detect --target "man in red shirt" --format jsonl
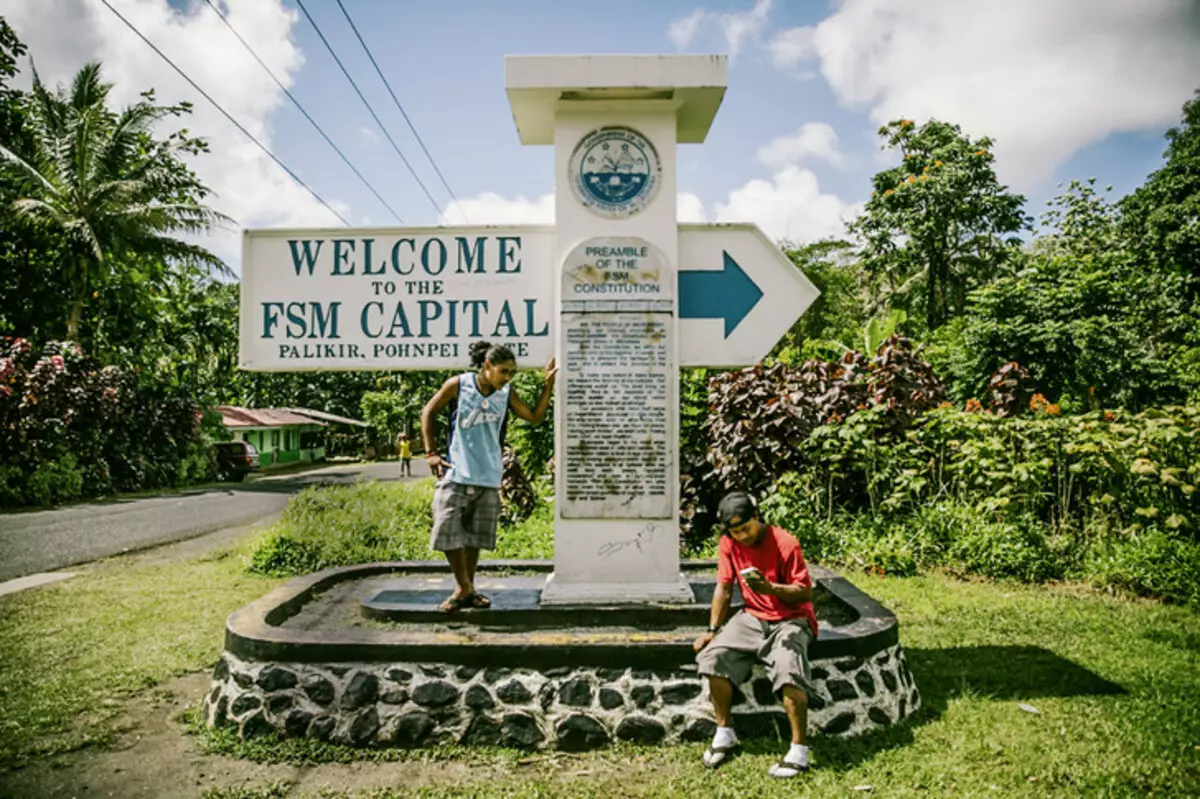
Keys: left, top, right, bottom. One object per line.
{"left": 693, "top": 491, "right": 819, "bottom": 779}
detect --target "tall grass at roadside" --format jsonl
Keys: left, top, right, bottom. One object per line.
{"left": 247, "top": 480, "right": 554, "bottom": 576}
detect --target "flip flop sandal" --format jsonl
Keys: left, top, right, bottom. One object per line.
{"left": 768, "top": 759, "right": 809, "bottom": 779}
{"left": 438, "top": 595, "right": 470, "bottom": 612}
{"left": 702, "top": 744, "right": 739, "bottom": 769}
{"left": 467, "top": 592, "right": 492, "bottom": 609}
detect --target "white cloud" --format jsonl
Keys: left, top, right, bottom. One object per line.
{"left": 666, "top": 0, "right": 772, "bottom": 61}
{"left": 441, "top": 182, "right": 855, "bottom": 247}
{"left": 771, "top": 0, "right": 1200, "bottom": 188}
{"left": 359, "top": 126, "right": 379, "bottom": 144}
{"left": 714, "top": 166, "right": 861, "bottom": 244}
{"left": 677, "top": 192, "right": 708, "bottom": 223}
{"left": 442, "top": 192, "right": 712, "bottom": 226}
{"left": 441, "top": 192, "right": 555, "bottom": 226}
{"left": 757, "top": 122, "right": 847, "bottom": 169}
{"left": 667, "top": 10, "right": 706, "bottom": 51}
{"left": 767, "top": 25, "right": 815, "bottom": 69}
{"left": 0, "top": 0, "right": 346, "bottom": 273}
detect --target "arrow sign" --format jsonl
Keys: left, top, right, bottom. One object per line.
{"left": 678, "top": 251, "right": 763, "bottom": 338}
{"left": 678, "top": 223, "right": 821, "bottom": 368}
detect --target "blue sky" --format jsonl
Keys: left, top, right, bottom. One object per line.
{"left": 3, "top": 0, "right": 1199, "bottom": 269}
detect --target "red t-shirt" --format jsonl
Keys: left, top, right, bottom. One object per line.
{"left": 717, "top": 525, "right": 819, "bottom": 637}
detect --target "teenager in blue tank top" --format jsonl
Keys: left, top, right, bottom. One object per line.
{"left": 420, "top": 342, "right": 556, "bottom": 612}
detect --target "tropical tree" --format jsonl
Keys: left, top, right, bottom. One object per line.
{"left": 1121, "top": 88, "right": 1200, "bottom": 295}
{"left": 770, "top": 238, "right": 866, "bottom": 362}
{"left": 934, "top": 181, "right": 1182, "bottom": 409}
{"left": 851, "top": 119, "right": 1030, "bottom": 332}
{"left": 0, "top": 19, "right": 66, "bottom": 343}
{"left": 1120, "top": 88, "right": 1200, "bottom": 401}
{"left": 0, "top": 61, "right": 228, "bottom": 343}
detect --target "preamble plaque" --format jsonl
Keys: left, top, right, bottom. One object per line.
{"left": 560, "top": 238, "right": 674, "bottom": 518}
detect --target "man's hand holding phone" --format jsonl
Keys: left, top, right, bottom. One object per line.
{"left": 740, "top": 566, "right": 772, "bottom": 595}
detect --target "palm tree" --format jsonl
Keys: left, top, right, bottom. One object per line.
{"left": 0, "top": 61, "right": 229, "bottom": 341}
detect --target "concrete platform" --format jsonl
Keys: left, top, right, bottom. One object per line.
{"left": 204, "top": 560, "right": 919, "bottom": 748}
{"left": 224, "top": 561, "right": 897, "bottom": 668}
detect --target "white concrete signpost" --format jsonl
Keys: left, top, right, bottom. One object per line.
{"left": 239, "top": 54, "right": 819, "bottom": 605}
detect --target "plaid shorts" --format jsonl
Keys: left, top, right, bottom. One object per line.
{"left": 429, "top": 480, "right": 501, "bottom": 552}
{"left": 696, "top": 610, "right": 817, "bottom": 698}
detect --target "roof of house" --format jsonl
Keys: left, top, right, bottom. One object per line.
{"left": 285, "top": 407, "right": 371, "bottom": 427}
{"left": 216, "top": 405, "right": 327, "bottom": 429}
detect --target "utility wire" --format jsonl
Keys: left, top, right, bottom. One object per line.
{"left": 200, "top": 0, "right": 404, "bottom": 224}
{"left": 94, "top": 0, "right": 350, "bottom": 226}
{"left": 333, "top": 0, "right": 469, "bottom": 223}
{"left": 294, "top": 0, "right": 447, "bottom": 223}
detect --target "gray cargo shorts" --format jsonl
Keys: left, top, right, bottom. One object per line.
{"left": 429, "top": 480, "right": 501, "bottom": 552}
{"left": 696, "top": 609, "right": 817, "bottom": 698}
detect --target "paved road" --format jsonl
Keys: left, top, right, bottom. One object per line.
{"left": 0, "top": 459, "right": 430, "bottom": 582}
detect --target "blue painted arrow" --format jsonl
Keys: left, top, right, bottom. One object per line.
{"left": 678, "top": 251, "right": 763, "bottom": 338}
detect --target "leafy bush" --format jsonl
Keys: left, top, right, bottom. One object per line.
{"left": 0, "top": 336, "right": 216, "bottom": 507}
{"left": 505, "top": 369, "right": 556, "bottom": 479}
{"left": 933, "top": 181, "right": 1192, "bottom": 410}
{"left": 944, "top": 515, "right": 1063, "bottom": 583}
{"left": 760, "top": 483, "right": 922, "bottom": 576}
{"left": 25, "top": 454, "right": 84, "bottom": 507}
{"left": 1086, "top": 531, "right": 1200, "bottom": 607}
{"left": 683, "top": 335, "right": 943, "bottom": 550}
{"left": 499, "top": 447, "right": 539, "bottom": 527}
{"left": 247, "top": 480, "right": 554, "bottom": 576}
{"left": 786, "top": 404, "right": 1200, "bottom": 537}
{"left": 753, "top": 422, "right": 1195, "bottom": 604}
{"left": 985, "top": 361, "right": 1035, "bottom": 417}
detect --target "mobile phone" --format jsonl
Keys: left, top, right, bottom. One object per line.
{"left": 739, "top": 567, "right": 761, "bottom": 578}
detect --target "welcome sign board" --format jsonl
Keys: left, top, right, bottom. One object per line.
{"left": 239, "top": 226, "right": 555, "bottom": 371}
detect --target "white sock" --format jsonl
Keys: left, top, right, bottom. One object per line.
{"left": 786, "top": 743, "right": 809, "bottom": 766}
{"left": 712, "top": 726, "right": 738, "bottom": 748}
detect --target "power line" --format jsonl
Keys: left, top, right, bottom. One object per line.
{"left": 199, "top": 0, "right": 405, "bottom": 225}
{"left": 333, "top": 0, "right": 469, "bottom": 224}
{"left": 94, "top": 0, "right": 350, "bottom": 226}
{"left": 294, "top": 0, "right": 447, "bottom": 223}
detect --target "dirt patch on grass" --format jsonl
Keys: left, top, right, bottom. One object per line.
{"left": 0, "top": 672, "right": 492, "bottom": 798}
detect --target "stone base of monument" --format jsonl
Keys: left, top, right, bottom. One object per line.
{"left": 201, "top": 562, "right": 920, "bottom": 749}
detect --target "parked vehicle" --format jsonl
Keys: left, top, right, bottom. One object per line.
{"left": 214, "top": 441, "right": 260, "bottom": 482}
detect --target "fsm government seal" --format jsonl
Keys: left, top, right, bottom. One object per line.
{"left": 569, "top": 126, "right": 661, "bottom": 218}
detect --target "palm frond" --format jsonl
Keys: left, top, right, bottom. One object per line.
{"left": 11, "top": 196, "right": 67, "bottom": 227}
{"left": 0, "top": 143, "right": 60, "bottom": 196}
{"left": 68, "top": 62, "right": 111, "bottom": 112}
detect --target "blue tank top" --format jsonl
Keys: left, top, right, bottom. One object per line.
{"left": 446, "top": 372, "right": 509, "bottom": 488}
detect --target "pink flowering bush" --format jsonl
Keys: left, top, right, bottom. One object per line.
{"left": 0, "top": 337, "right": 219, "bottom": 507}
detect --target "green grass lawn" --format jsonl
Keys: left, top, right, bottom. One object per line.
{"left": 1, "top": 500, "right": 1198, "bottom": 796}
{"left": 0, "top": 541, "right": 285, "bottom": 763}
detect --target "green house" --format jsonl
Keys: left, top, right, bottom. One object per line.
{"left": 216, "top": 406, "right": 327, "bottom": 467}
